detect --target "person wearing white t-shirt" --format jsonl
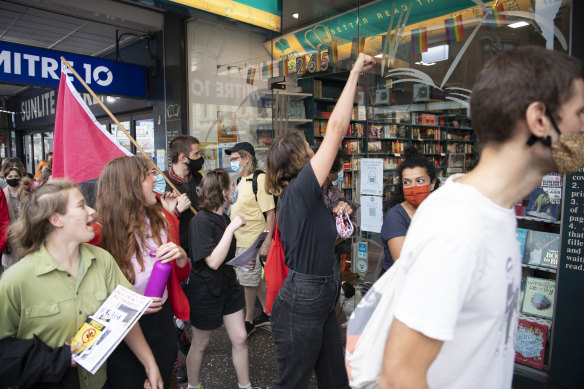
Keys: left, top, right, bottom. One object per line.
{"left": 379, "top": 46, "right": 584, "bottom": 389}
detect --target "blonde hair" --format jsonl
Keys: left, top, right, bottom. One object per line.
{"left": 12, "top": 180, "right": 76, "bottom": 257}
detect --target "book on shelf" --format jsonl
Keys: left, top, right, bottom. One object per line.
{"left": 525, "top": 173, "right": 562, "bottom": 222}
{"left": 349, "top": 122, "right": 365, "bottom": 137}
{"left": 313, "top": 79, "right": 322, "bottom": 98}
{"left": 369, "top": 124, "right": 382, "bottom": 138}
{"left": 515, "top": 318, "right": 548, "bottom": 370}
{"left": 343, "top": 139, "right": 361, "bottom": 154}
{"left": 524, "top": 230, "right": 559, "bottom": 268}
{"left": 351, "top": 106, "right": 366, "bottom": 121}
{"left": 521, "top": 276, "right": 555, "bottom": 320}
{"left": 368, "top": 141, "right": 382, "bottom": 152}
{"left": 71, "top": 285, "right": 151, "bottom": 374}
{"left": 517, "top": 228, "right": 529, "bottom": 262}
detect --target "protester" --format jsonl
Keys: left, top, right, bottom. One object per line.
{"left": 0, "top": 179, "right": 163, "bottom": 389}
{"left": 185, "top": 169, "right": 252, "bottom": 389}
{"left": 226, "top": 142, "right": 275, "bottom": 335}
{"left": 96, "top": 156, "right": 190, "bottom": 388}
{"left": 0, "top": 188, "right": 9, "bottom": 274}
{"left": 265, "top": 53, "right": 375, "bottom": 388}
{"left": 2, "top": 158, "right": 25, "bottom": 268}
{"left": 34, "top": 152, "right": 53, "bottom": 179}
{"left": 379, "top": 46, "right": 584, "bottom": 388}
{"left": 163, "top": 135, "right": 204, "bottom": 253}
{"left": 379, "top": 145, "right": 439, "bottom": 277}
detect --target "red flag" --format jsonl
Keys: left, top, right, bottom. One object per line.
{"left": 53, "top": 71, "right": 131, "bottom": 183}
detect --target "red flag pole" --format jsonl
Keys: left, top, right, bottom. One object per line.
{"left": 59, "top": 56, "right": 197, "bottom": 215}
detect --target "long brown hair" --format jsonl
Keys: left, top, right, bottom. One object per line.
{"left": 12, "top": 180, "right": 76, "bottom": 258}
{"left": 96, "top": 156, "right": 169, "bottom": 283}
{"left": 265, "top": 132, "right": 310, "bottom": 196}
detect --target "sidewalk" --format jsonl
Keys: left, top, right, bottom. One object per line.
{"left": 177, "top": 325, "right": 319, "bottom": 389}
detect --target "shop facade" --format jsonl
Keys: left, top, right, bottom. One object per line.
{"left": 174, "top": 0, "right": 578, "bottom": 387}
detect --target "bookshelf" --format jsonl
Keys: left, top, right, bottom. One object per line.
{"left": 514, "top": 175, "right": 562, "bottom": 382}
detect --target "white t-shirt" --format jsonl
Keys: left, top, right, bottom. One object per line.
{"left": 393, "top": 175, "right": 521, "bottom": 389}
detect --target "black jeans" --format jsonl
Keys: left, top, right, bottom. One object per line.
{"left": 271, "top": 270, "right": 349, "bottom": 389}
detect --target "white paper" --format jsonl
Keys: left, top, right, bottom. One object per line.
{"left": 226, "top": 231, "right": 269, "bottom": 271}
{"left": 359, "top": 158, "right": 383, "bottom": 196}
{"left": 360, "top": 196, "right": 383, "bottom": 233}
{"left": 72, "top": 285, "right": 151, "bottom": 374}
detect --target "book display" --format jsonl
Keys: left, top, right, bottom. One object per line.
{"left": 303, "top": 76, "right": 478, "bottom": 212}
{"left": 515, "top": 172, "right": 562, "bottom": 382}
{"left": 515, "top": 318, "right": 548, "bottom": 370}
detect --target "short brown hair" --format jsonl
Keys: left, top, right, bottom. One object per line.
{"left": 471, "top": 46, "right": 584, "bottom": 149}
{"left": 265, "top": 132, "right": 310, "bottom": 197}
{"left": 169, "top": 135, "right": 200, "bottom": 164}
{"left": 198, "top": 169, "right": 231, "bottom": 212}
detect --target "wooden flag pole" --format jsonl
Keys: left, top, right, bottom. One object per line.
{"left": 60, "top": 56, "right": 197, "bottom": 215}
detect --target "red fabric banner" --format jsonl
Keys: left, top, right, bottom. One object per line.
{"left": 53, "top": 71, "right": 131, "bottom": 183}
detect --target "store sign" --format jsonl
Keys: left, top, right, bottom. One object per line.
{"left": 167, "top": 0, "right": 281, "bottom": 32}
{"left": 265, "top": 0, "right": 532, "bottom": 61}
{"left": 11, "top": 87, "right": 151, "bottom": 129}
{"left": 0, "top": 42, "right": 147, "bottom": 98}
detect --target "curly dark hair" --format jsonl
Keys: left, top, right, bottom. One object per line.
{"left": 386, "top": 145, "right": 440, "bottom": 209}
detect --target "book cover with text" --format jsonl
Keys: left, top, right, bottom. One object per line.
{"left": 524, "top": 230, "right": 559, "bottom": 268}
{"left": 521, "top": 277, "right": 555, "bottom": 320}
{"left": 515, "top": 318, "right": 548, "bottom": 370}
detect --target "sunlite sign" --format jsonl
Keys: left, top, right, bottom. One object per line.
{"left": 0, "top": 42, "right": 147, "bottom": 98}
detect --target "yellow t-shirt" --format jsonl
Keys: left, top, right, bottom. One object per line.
{"left": 231, "top": 172, "right": 275, "bottom": 248}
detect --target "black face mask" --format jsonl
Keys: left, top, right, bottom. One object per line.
{"left": 6, "top": 178, "right": 20, "bottom": 188}
{"left": 186, "top": 156, "right": 204, "bottom": 173}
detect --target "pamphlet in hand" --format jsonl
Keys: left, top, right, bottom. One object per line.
{"left": 71, "top": 285, "right": 152, "bottom": 374}
{"left": 227, "top": 231, "right": 269, "bottom": 272}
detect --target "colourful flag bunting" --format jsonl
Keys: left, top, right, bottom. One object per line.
{"left": 267, "top": 61, "right": 273, "bottom": 79}
{"left": 484, "top": 3, "right": 506, "bottom": 30}
{"left": 262, "top": 62, "right": 268, "bottom": 80}
{"left": 328, "top": 42, "right": 338, "bottom": 64}
{"left": 411, "top": 27, "right": 428, "bottom": 54}
{"left": 246, "top": 67, "right": 256, "bottom": 85}
{"left": 316, "top": 51, "right": 323, "bottom": 72}
{"left": 53, "top": 71, "right": 131, "bottom": 183}
{"left": 279, "top": 60, "right": 288, "bottom": 77}
{"left": 351, "top": 37, "right": 366, "bottom": 60}
{"left": 445, "top": 14, "right": 466, "bottom": 44}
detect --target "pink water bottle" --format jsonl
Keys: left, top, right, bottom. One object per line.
{"left": 144, "top": 250, "right": 171, "bottom": 298}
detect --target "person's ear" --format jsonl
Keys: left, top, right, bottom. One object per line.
{"left": 430, "top": 178, "right": 437, "bottom": 191}
{"left": 49, "top": 213, "right": 64, "bottom": 228}
{"left": 525, "top": 102, "right": 551, "bottom": 140}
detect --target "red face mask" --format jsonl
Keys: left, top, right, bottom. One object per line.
{"left": 403, "top": 184, "right": 431, "bottom": 208}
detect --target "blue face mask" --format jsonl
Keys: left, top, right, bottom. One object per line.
{"left": 332, "top": 171, "right": 344, "bottom": 187}
{"left": 153, "top": 174, "right": 166, "bottom": 194}
{"left": 230, "top": 160, "right": 242, "bottom": 173}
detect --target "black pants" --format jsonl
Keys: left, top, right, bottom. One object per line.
{"left": 105, "top": 300, "right": 177, "bottom": 389}
{"left": 271, "top": 270, "right": 349, "bottom": 389}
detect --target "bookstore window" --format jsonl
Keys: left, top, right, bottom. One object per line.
{"left": 260, "top": 0, "right": 572, "bottom": 383}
